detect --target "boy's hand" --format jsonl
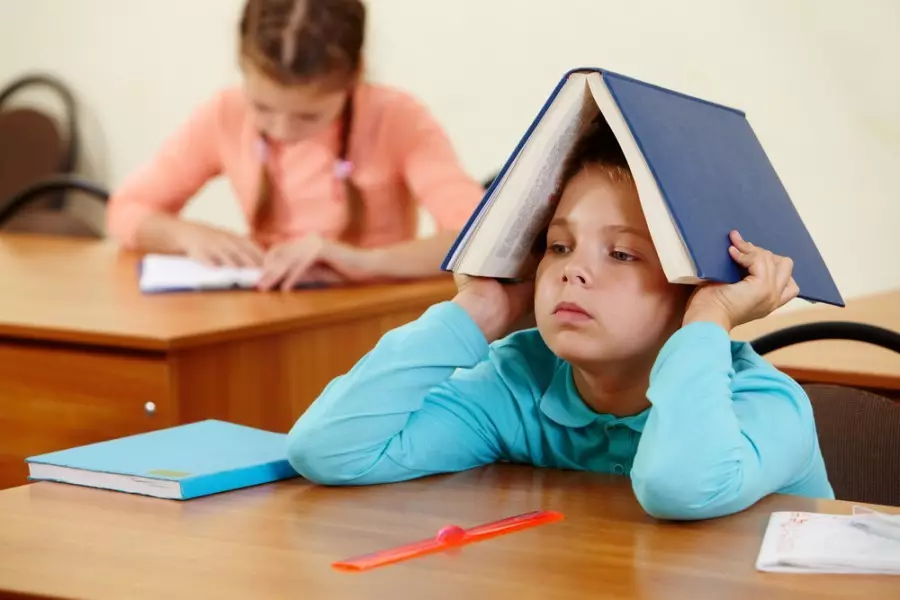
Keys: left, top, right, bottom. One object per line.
{"left": 452, "top": 274, "right": 535, "bottom": 343}
{"left": 684, "top": 230, "right": 799, "bottom": 332}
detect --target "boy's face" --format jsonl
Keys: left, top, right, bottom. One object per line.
{"left": 534, "top": 166, "right": 689, "bottom": 370}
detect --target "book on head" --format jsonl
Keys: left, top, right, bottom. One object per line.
{"left": 25, "top": 420, "right": 298, "bottom": 499}
{"left": 442, "top": 68, "right": 844, "bottom": 307}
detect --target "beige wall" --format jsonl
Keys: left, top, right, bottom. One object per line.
{"left": 2, "top": 0, "right": 898, "bottom": 302}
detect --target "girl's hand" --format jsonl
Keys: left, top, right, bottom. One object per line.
{"left": 452, "top": 274, "right": 535, "bottom": 343}
{"left": 173, "top": 221, "right": 264, "bottom": 268}
{"left": 683, "top": 230, "right": 799, "bottom": 332}
{"left": 256, "top": 234, "right": 374, "bottom": 291}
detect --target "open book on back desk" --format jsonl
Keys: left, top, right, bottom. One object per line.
{"left": 442, "top": 67, "right": 844, "bottom": 307}
{"left": 138, "top": 254, "right": 328, "bottom": 293}
{"left": 756, "top": 509, "right": 900, "bottom": 574}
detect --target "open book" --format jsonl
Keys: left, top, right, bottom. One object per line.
{"left": 139, "top": 254, "right": 261, "bottom": 293}
{"left": 442, "top": 68, "right": 844, "bottom": 307}
{"left": 138, "top": 254, "right": 329, "bottom": 293}
{"left": 756, "top": 510, "right": 900, "bottom": 574}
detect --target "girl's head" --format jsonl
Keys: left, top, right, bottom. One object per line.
{"left": 239, "top": 0, "right": 364, "bottom": 143}
{"left": 239, "top": 0, "right": 366, "bottom": 241}
{"left": 534, "top": 115, "right": 692, "bottom": 372}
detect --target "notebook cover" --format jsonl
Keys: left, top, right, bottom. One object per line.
{"left": 26, "top": 420, "right": 298, "bottom": 499}
{"left": 601, "top": 71, "right": 843, "bottom": 306}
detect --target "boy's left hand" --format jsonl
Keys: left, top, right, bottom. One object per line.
{"left": 256, "top": 234, "right": 375, "bottom": 291}
{"left": 683, "top": 230, "right": 799, "bottom": 332}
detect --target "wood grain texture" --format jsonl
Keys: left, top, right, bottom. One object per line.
{"left": 170, "top": 307, "right": 430, "bottom": 432}
{"left": 0, "top": 465, "right": 898, "bottom": 600}
{"left": 733, "top": 288, "right": 900, "bottom": 391}
{"left": 0, "top": 233, "right": 457, "bottom": 351}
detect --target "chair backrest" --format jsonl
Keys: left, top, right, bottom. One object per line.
{"left": 0, "top": 108, "right": 62, "bottom": 210}
{"left": 803, "top": 383, "right": 900, "bottom": 507}
{"left": 751, "top": 321, "right": 900, "bottom": 356}
{"left": 0, "top": 74, "right": 105, "bottom": 237}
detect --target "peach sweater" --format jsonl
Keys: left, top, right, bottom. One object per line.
{"left": 107, "top": 83, "right": 484, "bottom": 249}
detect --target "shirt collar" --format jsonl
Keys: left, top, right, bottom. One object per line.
{"left": 539, "top": 361, "right": 649, "bottom": 432}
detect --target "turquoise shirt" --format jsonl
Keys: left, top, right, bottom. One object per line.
{"left": 287, "top": 301, "right": 833, "bottom": 520}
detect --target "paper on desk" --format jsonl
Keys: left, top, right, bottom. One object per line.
{"left": 139, "top": 254, "right": 261, "bottom": 293}
{"left": 756, "top": 510, "right": 900, "bottom": 574}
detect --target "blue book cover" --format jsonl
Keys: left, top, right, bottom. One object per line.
{"left": 443, "top": 67, "right": 843, "bottom": 307}
{"left": 600, "top": 70, "right": 843, "bottom": 306}
{"left": 25, "top": 420, "right": 298, "bottom": 499}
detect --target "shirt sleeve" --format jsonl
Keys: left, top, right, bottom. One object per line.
{"left": 286, "top": 301, "right": 521, "bottom": 485}
{"left": 385, "top": 94, "right": 485, "bottom": 232}
{"left": 630, "top": 321, "right": 830, "bottom": 520}
{"left": 105, "top": 91, "right": 226, "bottom": 248}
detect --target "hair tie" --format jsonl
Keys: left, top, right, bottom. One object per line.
{"left": 335, "top": 159, "right": 354, "bottom": 180}
{"left": 255, "top": 136, "right": 270, "bottom": 163}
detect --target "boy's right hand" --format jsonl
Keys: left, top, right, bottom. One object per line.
{"left": 173, "top": 221, "right": 264, "bottom": 268}
{"left": 452, "top": 275, "right": 535, "bottom": 343}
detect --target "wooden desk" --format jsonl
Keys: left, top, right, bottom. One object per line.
{"left": 0, "top": 234, "right": 455, "bottom": 490}
{"left": 0, "top": 466, "right": 897, "bottom": 599}
{"left": 733, "top": 288, "right": 900, "bottom": 396}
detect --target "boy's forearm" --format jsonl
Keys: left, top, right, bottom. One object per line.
{"left": 630, "top": 322, "right": 760, "bottom": 520}
{"left": 286, "top": 301, "right": 490, "bottom": 483}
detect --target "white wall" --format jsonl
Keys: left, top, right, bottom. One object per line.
{"left": 2, "top": 0, "right": 899, "bottom": 302}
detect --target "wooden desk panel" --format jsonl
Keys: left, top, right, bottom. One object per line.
{"left": 0, "top": 342, "right": 176, "bottom": 490}
{"left": 0, "top": 234, "right": 456, "bottom": 350}
{"left": 0, "top": 466, "right": 897, "bottom": 599}
{"left": 733, "top": 289, "right": 900, "bottom": 394}
{"left": 0, "top": 235, "right": 456, "bottom": 490}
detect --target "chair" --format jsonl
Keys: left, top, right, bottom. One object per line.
{"left": 801, "top": 384, "right": 900, "bottom": 507}
{"left": 750, "top": 321, "right": 900, "bottom": 356}
{"left": 0, "top": 74, "right": 109, "bottom": 237}
{"left": 750, "top": 321, "right": 900, "bottom": 506}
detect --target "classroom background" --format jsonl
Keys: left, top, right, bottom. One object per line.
{"left": 1, "top": 0, "right": 898, "bottom": 303}
{"left": 3, "top": 1, "right": 900, "bottom": 596}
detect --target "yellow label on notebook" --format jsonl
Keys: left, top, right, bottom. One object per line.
{"left": 147, "top": 469, "right": 191, "bottom": 478}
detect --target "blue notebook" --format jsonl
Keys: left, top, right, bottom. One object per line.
{"left": 25, "top": 420, "right": 298, "bottom": 499}
{"left": 442, "top": 68, "right": 843, "bottom": 307}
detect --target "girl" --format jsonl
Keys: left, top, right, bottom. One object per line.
{"left": 285, "top": 115, "right": 834, "bottom": 521}
{"left": 106, "top": 0, "right": 485, "bottom": 291}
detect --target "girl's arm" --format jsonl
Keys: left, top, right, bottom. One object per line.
{"left": 286, "top": 301, "right": 522, "bottom": 485}
{"left": 359, "top": 95, "right": 485, "bottom": 279}
{"left": 106, "top": 92, "right": 226, "bottom": 252}
{"left": 630, "top": 321, "right": 832, "bottom": 520}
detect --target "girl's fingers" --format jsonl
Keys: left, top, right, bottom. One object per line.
{"left": 232, "top": 238, "right": 263, "bottom": 267}
{"left": 218, "top": 242, "right": 247, "bottom": 268}
{"left": 257, "top": 259, "right": 291, "bottom": 291}
{"left": 281, "top": 257, "right": 317, "bottom": 291}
